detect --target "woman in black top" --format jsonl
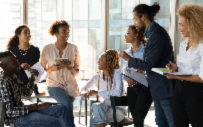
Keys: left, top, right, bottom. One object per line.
{"left": 6, "top": 25, "right": 45, "bottom": 95}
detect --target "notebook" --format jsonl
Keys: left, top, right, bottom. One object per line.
{"left": 151, "top": 68, "right": 192, "bottom": 76}
{"left": 121, "top": 65, "right": 148, "bottom": 87}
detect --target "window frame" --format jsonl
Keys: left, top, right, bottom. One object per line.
{"left": 22, "top": 0, "right": 180, "bottom": 61}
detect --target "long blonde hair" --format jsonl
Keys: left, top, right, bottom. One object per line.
{"left": 177, "top": 3, "right": 203, "bottom": 47}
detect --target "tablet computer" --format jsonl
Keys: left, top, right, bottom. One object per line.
{"left": 54, "top": 58, "right": 69, "bottom": 66}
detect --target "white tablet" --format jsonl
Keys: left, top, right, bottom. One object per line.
{"left": 54, "top": 58, "right": 69, "bottom": 66}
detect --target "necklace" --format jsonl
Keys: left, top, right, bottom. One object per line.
{"left": 18, "top": 45, "right": 30, "bottom": 56}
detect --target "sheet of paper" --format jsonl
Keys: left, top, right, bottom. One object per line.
{"left": 121, "top": 65, "right": 148, "bottom": 87}
{"left": 24, "top": 70, "right": 31, "bottom": 78}
{"left": 24, "top": 62, "right": 48, "bottom": 84}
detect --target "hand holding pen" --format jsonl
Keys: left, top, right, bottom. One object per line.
{"left": 165, "top": 61, "right": 178, "bottom": 73}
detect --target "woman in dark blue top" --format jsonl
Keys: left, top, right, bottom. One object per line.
{"left": 6, "top": 25, "right": 45, "bottom": 95}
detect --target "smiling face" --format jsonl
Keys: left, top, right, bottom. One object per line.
{"left": 97, "top": 53, "right": 107, "bottom": 71}
{"left": 18, "top": 27, "right": 31, "bottom": 44}
{"left": 55, "top": 25, "right": 70, "bottom": 43}
{"left": 178, "top": 16, "right": 190, "bottom": 38}
{"left": 133, "top": 12, "right": 145, "bottom": 32}
{"left": 125, "top": 27, "right": 138, "bottom": 43}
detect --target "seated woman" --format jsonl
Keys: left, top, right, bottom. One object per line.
{"left": 6, "top": 25, "right": 45, "bottom": 95}
{"left": 81, "top": 49, "right": 126, "bottom": 127}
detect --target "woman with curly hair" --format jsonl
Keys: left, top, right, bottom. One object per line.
{"left": 165, "top": 3, "right": 203, "bottom": 127}
{"left": 40, "top": 20, "right": 81, "bottom": 127}
{"left": 120, "top": 25, "right": 152, "bottom": 126}
{"left": 81, "top": 50, "right": 125, "bottom": 127}
{"left": 6, "top": 25, "right": 45, "bottom": 96}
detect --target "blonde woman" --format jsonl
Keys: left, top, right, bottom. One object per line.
{"left": 165, "top": 3, "right": 203, "bottom": 127}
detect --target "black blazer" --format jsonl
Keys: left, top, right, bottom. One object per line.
{"left": 128, "top": 22, "right": 175, "bottom": 100}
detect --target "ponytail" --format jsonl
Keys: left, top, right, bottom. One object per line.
{"left": 6, "top": 25, "right": 28, "bottom": 50}
{"left": 133, "top": 2, "right": 160, "bottom": 22}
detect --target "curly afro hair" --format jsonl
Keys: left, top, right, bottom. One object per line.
{"left": 48, "top": 20, "right": 70, "bottom": 36}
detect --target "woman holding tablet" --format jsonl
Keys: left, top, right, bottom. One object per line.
{"left": 40, "top": 20, "right": 81, "bottom": 127}
{"left": 165, "top": 3, "right": 203, "bottom": 127}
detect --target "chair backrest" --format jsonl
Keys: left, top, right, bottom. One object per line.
{"left": 110, "top": 96, "right": 128, "bottom": 127}
{"left": 110, "top": 96, "right": 128, "bottom": 106}
{"left": 0, "top": 102, "right": 5, "bottom": 127}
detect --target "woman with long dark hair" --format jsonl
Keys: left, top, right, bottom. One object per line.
{"left": 6, "top": 25, "right": 45, "bottom": 95}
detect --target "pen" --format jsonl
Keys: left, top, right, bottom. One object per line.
{"left": 170, "top": 64, "right": 171, "bottom": 70}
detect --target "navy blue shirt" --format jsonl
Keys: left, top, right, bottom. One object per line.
{"left": 8, "top": 45, "right": 40, "bottom": 85}
{"left": 128, "top": 22, "right": 175, "bottom": 100}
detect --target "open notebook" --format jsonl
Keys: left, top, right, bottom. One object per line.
{"left": 151, "top": 68, "right": 192, "bottom": 76}
{"left": 121, "top": 65, "right": 148, "bottom": 87}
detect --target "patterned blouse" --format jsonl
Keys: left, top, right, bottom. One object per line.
{"left": 0, "top": 72, "right": 33, "bottom": 125}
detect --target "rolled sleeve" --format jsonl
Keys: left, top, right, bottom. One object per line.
{"left": 80, "top": 74, "right": 98, "bottom": 94}
{"left": 40, "top": 46, "right": 48, "bottom": 69}
{"left": 6, "top": 103, "right": 28, "bottom": 118}
{"left": 74, "top": 47, "right": 81, "bottom": 69}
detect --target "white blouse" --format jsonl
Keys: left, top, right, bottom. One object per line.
{"left": 81, "top": 69, "right": 123, "bottom": 106}
{"left": 177, "top": 39, "right": 203, "bottom": 80}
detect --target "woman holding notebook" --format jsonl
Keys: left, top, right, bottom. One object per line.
{"left": 120, "top": 25, "right": 152, "bottom": 126}
{"left": 6, "top": 25, "right": 45, "bottom": 96}
{"left": 165, "top": 3, "right": 203, "bottom": 127}
{"left": 40, "top": 20, "right": 81, "bottom": 127}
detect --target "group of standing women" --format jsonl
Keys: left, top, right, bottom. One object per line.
{"left": 5, "top": 2, "right": 203, "bottom": 127}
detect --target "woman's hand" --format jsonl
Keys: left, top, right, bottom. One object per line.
{"left": 21, "top": 63, "right": 30, "bottom": 70}
{"left": 118, "top": 51, "right": 131, "bottom": 61}
{"left": 125, "top": 77, "right": 137, "bottom": 87}
{"left": 48, "top": 64, "right": 65, "bottom": 73}
{"left": 135, "top": 69, "right": 145, "bottom": 74}
{"left": 166, "top": 61, "right": 178, "bottom": 73}
{"left": 165, "top": 74, "right": 177, "bottom": 79}
{"left": 36, "top": 91, "right": 46, "bottom": 96}
{"left": 61, "top": 60, "right": 72, "bottom": 70}
{"left": 88, "top": 90, "right": 98, "bottom": 96}
{"left": 30, "top": 69, "right": 39, "bottom": 77}
{"left": 83, "top": 93, "right": 90, "bottom": 100}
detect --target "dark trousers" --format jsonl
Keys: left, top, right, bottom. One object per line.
{"left": 127, "top": 84, "right": 153, "bottom": 127}
{"left": 173, "top": 80, "right": 203, "bottom": 127}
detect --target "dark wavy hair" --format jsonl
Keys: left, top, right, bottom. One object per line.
{"left": 128, "top": 25, "right": 146, "bottom": 45}
{"left": 6, "top": 25, "right": 28, "bottom": 50}
{"left": 48, "top": 20, "right": 70, "bottom": 36}
{"left": 133, "top": 2, "right": 160, "bottom": 22}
